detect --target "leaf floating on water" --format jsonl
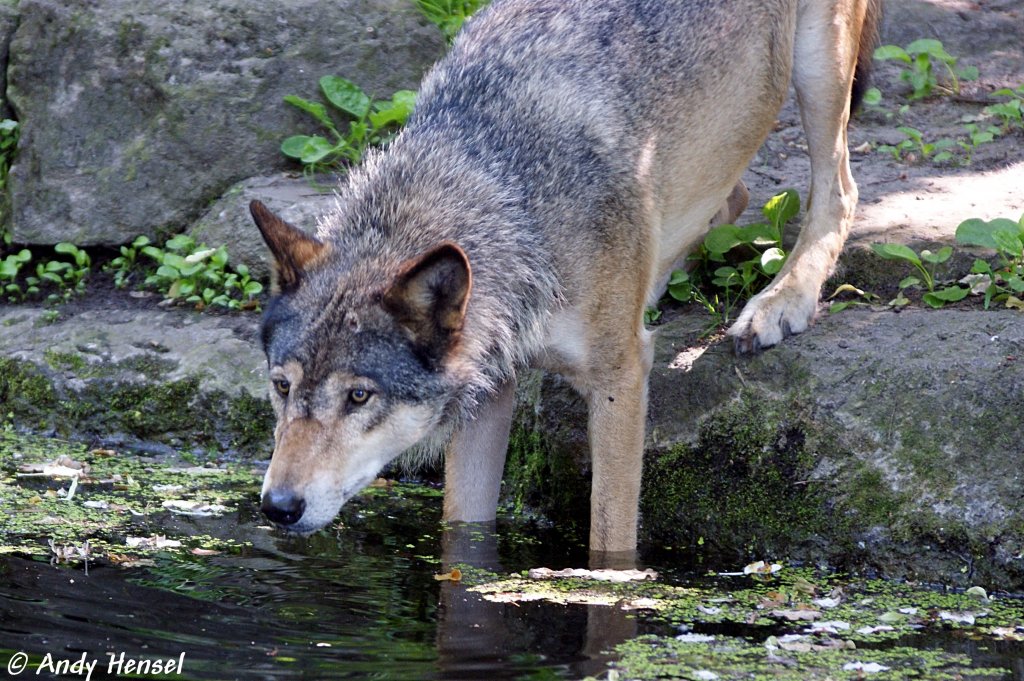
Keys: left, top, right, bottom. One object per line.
{"left": 719, "top": 560, "right": 784, "bottom": 576}
{"left": 434, "top": 568, "right": 462, "bottom": 582}
{"left": 161, "top": 499, "right": 229, "bottom": 516}
{"left": 843, "top": 662, "right": 890, "bottom": 673}
{"left": 806, "top": 620, "right": 851, "bottom": 634}
{"left": 165, "top": 466, "right": 227, "bottom": 476}
{"left": 990, "top": 626, "right": 1024, "bottom": 641}
{"left": 939, "top": 610, "right": 981, "bottom": 625}
{"left": 107, "top": 553, "right": 157, "bottom": 568}
{"left": 126, "top": 535, "right": 182, "bottom": 550}
{"left": 856, "top": 625, "right": 896, "bottom": 635}
{"left": 770, "top": 608, "right": 821, "bottom": 621}
{"left": 965, "top": 586, "right": 989, "bottom": 601}
{"left": 190, "top": 548, "right": 222, "bottom": 556}
{"left": 48, "top": 538, "right": 91, "bottom": 564}
{"left": 878, "top": 610, "right": 907, "bottom": 623}
{"left": 675, "top": 633, "right": 716, "bottom": 643}
{"left": 18, "top": 455, "right": 89, "bottom": 479}
{"left": 527, "top": 567, "right": 658, "bottom": 582}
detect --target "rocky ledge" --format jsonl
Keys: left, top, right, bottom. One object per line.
{"left": 1, "top": 301, "right": 1021, "bottom": 588}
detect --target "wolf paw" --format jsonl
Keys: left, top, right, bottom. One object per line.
{"left": 727, "top": 283, "right": 818, "bottom": 354}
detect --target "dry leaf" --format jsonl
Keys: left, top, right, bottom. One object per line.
{"left": 770, "top": 609, "right": 821, "bottom": 621}
{"left": 161, "top": 500, "right": 229, "bottom": 516}
{"left": 126, "top": 535, "right": 182, "bottom": 550}
{"left": 190, "top": 548, "right": 221, "bottom": 556}
{"left": 434, "top": 568, "right": 462, "bottom": 582}
{"left": 527, "top": 567, "right": 658, "bottom": 582}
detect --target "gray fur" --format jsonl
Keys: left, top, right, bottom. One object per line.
{"left": 255, "top": 0, "right": 878, "bottom": 549}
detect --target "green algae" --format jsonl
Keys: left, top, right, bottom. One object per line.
{"left": 1, "top": 353, "right": 273, "bottom": 455}
{"left": 471, "top": 566, "right": 1024, "bottom": 679}
{"left": 0, "top": 431, "right": 259, "bottom": 560}
{"left": 603, "top": 635, "right": 1008, "bottom": 681}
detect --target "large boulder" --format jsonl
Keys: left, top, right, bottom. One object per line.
{"left": 504, "top": 307, "right": 1024, "bottom": 589}
{"left": 5, "top": 0, "right": 443, "bottom": 246}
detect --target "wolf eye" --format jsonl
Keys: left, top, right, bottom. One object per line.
{"left": 273, "top": 378, "right": 291, "bottom": 397}
{"left": 348, "top": 388, "right": 371, "bottom": 405}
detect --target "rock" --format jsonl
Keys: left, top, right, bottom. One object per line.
{"left": 0, "top": 1, "right": 18, "bottom": 118}
{"left": 188, "top": 173, "right": 342, "bottom": 281}
{"left": 0, "top": 305, "right": 271, "bottom": 455}
{"left": 5, "top": 0, "right": 443, "bottom": 246}
{"left": 2, "top": 298, "right": 1023, "bottom": 587}
{"left": 505, "top": 307, "right": 1024, "bottom": 589}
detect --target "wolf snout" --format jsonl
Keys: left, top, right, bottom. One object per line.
{"left": 261, "top": 489, "right": 306, "bottom": 527}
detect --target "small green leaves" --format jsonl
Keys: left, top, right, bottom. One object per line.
{"left": 135, "top": 235, "right": 263, "bottom": 311}
{"left": 319, "top": 76, "right": 371, "bottom": 119}
{"left": 922, "top": 286, "right": 968, "bottom": 308}
{"left": 280, "top": 135, "right": 337, "bottom": 164}
{"left": 760, "top": 248, "right": 786, "bottom": 275}
{"left": 871, "top": 243, "right": 921, "bottom": 266}
{"left": 283, "top": 95, "right": 334, "bottom": 130}
{"left": 955, "top": 218, "right": 1023, "bottom": 252}
{"left": 874, "top": 38, "right": 975, "bottom": 101}
{"left": 283, "top": 78, "right": 417, "bottom": 171}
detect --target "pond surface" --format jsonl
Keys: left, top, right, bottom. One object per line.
{"left": 2, "top": 434, "right": 1024, "bottom": 680}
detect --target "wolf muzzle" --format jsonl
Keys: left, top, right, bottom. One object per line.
{"left": 261, "top": 489, "right": 306, "bottom": 527}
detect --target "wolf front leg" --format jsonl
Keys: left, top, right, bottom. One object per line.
{"left": 585, "top": 329, "right": 653, "bottom": 561}
{"left": 442, "top": 378, "right": 517, "bottom": 522}
{"left": 728, "top": 0, "right": 867, "bottom": 353}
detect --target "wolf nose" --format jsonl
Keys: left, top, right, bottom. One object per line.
{"left": 261, "top": 490, "right": 306, "bottom": 526}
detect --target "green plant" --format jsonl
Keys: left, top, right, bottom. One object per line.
{"left": 414, "top": 0, "right": 489, "bottom": 43}
{"left": 877, "top": 126, "right": 955, "bottom": 163}
{"left": 643, "top": 307, "right": 661, "bottom": 325}
{"left": 874, "top": 39, "right": 978, "bottom": 100}
{"left": 51, "top": 242, "right": 91, "bottom": 298}
{"left": 0, "top": 118, "right": 18, "bottom": 248}
{"left": 140, "top": 234, "right": 263, "bottom": 310}
{"left": 669, "top": 190, "right": 800, "bottom": 330}
{"left": 869, "top": 243, "right": 967, "bottom": 308}
{"left": 281, "top": 76, "right": 416, "bottom": 171}
{"left": 984, "top": 84, "right": 1024, "bottom": 133}
{"left": 0, "top": 248, "right": 32, "bottom": 301}
{"left": 104, "top": 235, "right": 152, "bottom": 288}
{"left": 955, "top": 215, "right": 1024, "bottom": 309}
{"left": 826, "top": 283, "right": 880, "bottom": 314}
{"left": 957, "top": 122, "right": 1000, "bottom": 164}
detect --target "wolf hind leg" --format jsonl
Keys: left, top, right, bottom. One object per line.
{"left": 442, "top": 378, "right": 516, "bottom": 522}
{"left": 729, "top": 0, "right": 866, "bottom": 353}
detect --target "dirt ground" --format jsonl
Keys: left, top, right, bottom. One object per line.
{"left": 739, "top": 0, "right": 1024, "bottom": 288}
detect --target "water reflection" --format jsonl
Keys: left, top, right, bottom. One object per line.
{"left": 0, "top": 489, "right": 650, "bottom": 680}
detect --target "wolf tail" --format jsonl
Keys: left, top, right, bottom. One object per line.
{"left": 850, "top": 0, "right": 883, "bottom": 113}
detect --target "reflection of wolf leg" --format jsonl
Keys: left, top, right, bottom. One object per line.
{"left": 729, "top": 0, "right": 867, "bottom": 352}
{"left": 443, "top": 379, "right": 516, "bottom": 522}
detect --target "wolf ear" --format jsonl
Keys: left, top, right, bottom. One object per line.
{"left": 250, "top": 200, "right": 328, "bottom": 292}
{"left": 383, "top": 243, "right": 472, "bottom": 365}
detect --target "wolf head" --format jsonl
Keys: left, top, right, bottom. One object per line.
{"left": 250, "top": 200, "right": 470, "bottom": 533}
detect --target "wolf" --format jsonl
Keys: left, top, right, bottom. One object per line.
{"left": 251, "top": 0, "right": 880, "bottom": 556}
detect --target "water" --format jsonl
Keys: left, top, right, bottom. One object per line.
{"left": 0, "top": 485, "right": 656, "bottom": 680}
{"left": 2, "top": 461, "right": 1024, "bottom": 680}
